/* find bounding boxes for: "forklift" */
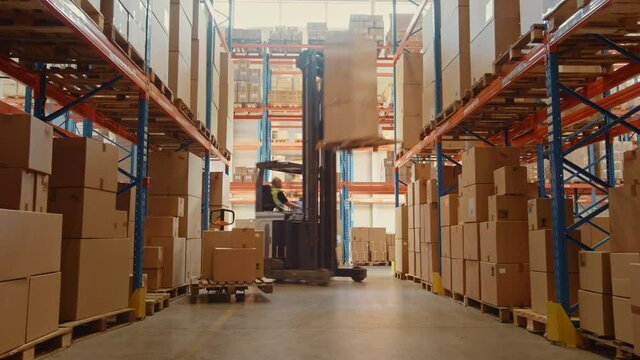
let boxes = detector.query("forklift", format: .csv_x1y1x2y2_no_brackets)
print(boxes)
254,49,367,285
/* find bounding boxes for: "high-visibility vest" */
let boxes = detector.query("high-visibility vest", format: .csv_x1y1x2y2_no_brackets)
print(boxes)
271,187,286,211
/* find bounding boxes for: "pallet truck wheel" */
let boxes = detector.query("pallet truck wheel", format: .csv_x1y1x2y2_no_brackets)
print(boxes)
236,293,246,302
351,276,366,283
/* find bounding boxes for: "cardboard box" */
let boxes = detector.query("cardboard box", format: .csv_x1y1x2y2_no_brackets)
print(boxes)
494,166,527,195
460,147,520,187
113,210,128,238
580,217,611,251
50,137,118,192
579,290,614,336
323,33,379,144
0,114,53,174
488,195,527,221
116,183,136,222
470,14,520,83
60,238,131,321
480,262,530,307
0,168,50,212
441,226,451,258
0,209,62,282
179,195,202,239
145,216,179,238
407,183,414,206
420,203,438,243
209,172,230,208
147,237,186,288
460,184,494,223
413,205,422,231
451,224,464,259
442,256,452,291
0,278,28,354
48,187,117,239
426,179,438,204
185,237,202,281
201,229,264,279
579,251,612,294
528,229,580,273
412,163,431,182
610,253,640,298
26,272,61,342
145,268,162,290
440,194,458,226
527,197,574,231
211,248,257,282
143,246,164,269
623,149,640,185
147,196,185,217
148,151,204,197
414,179,428,204
479,221,529,263
425,242,440,283
408,228,415,252
610,185,640,253
408,250,416,275
465,260,480,300
413,228,421,252
530,271,579,316
415,250,422,277
613,296,633,344
452,258,466,294
395,238,409,274
463,222,480,260
408,205,415,229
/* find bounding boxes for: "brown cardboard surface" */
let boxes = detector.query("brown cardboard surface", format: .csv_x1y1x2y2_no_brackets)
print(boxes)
413,205,422,233
0,168,37,212
414,179,428,204
0,278,28,354
610,185,640,253
145,216,179,238
463,222,480,260
408,250,416,275
420,203,438,243
488,195,527,222
0,114,53,174
185,237,202,281
452,258,466,294
398,84,422,118
426,243,440,283
481,262,531,307
408,229,415,252
145,268,162,290
460,147,520,187
400,115,423,150
579,251,612,294
178,195,202,239
579,290,614,336
613,296,633,344
451,225,464,259
442,53,471,107
629,264,640,307
528,229,580,273
50,138,118,192
442,226,451,258
201,229,265,279
408,204,415,229
470,16,520,83
323,33,378,144
114,210,128,238
396,238,409,273
460,184,494,223
442,257,452,291
479,221,529,263
212,248,258,282
397,53,423,86
143,246,164,269
493,166,527,195
0,209,62,282
465,260,480,300
209,172,230,208
116,183,136,222
148,196,185,217
147,237,186,288
527,197,574,231
440,194,458,226
426,179,438,204
610,253,640,298
60,238,131,321
440,2,470,70
412,163,431,182
148,151,204,197
48,187,117,239
34,173,48,213
26,272,61,342
623,149,640,185
530,271,579,316
420,243,430,280
414,229,421,253
580,217,611,251
201,231,232,279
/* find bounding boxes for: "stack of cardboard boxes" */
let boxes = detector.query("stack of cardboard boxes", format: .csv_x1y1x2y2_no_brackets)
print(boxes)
168,0,193,104
579,251,613,336
350,227,388,264
395,206,409,274
386,233,396,263
0,114,64,353
48,137,131,322
217,51,235,152
407,164,431,277
234,60,262,104
201,229,264,282
420,174,439,284
396,53,423,150
436,164,462,291
440,0,470,110
348,15,384,46
145,197,185,290
147,151,204,288
630,265,640,353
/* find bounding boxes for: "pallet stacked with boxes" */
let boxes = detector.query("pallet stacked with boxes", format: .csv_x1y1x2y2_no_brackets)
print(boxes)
200,228,265,282
217,51,235,152
395,206,409,276
147,151,204,290
350,227,388,265
385,14,422,53
348,15,384,46
0,114,63,354
190,0,219,129
168,0,193,108
439,163,463,293
419,168,444,285
406,165,428,279
234,60,262,105
396,53,423,150
386,233,395,263
48,137,131,323
440,0,470,111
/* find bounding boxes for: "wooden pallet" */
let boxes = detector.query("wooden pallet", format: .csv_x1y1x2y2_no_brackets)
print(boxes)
393,271,407,280
0,328,72,360
318,136,396,151
512,308,547,334
149,69,174,103
479,302,515,323
174,98,195,121
145,293,171,316
405,274,421,283
579,329,636,360
463,296,482,310
493,24,545,74
351,261,390,267
451,291,465,305
148,284,189,301
434,100,462,124
103,24,144,70
234,102,261,108
72,0,105,30
189,278,274,303
59,308,135,342
421,281,432,292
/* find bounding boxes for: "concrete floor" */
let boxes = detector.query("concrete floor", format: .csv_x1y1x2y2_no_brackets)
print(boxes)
50,268,606,360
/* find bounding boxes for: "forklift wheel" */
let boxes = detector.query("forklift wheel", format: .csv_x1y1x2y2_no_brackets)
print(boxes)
351,276,366,283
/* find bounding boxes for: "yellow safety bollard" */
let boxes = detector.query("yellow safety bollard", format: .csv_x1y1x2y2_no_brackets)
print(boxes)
129,287,147,320
546,302,584,348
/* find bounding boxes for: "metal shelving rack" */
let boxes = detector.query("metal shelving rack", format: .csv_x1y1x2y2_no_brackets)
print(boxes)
393,0,639,326
0,0,233,313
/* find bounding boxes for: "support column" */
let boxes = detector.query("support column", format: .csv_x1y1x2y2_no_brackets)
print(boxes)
82,118,93,138
202,1,215,231
537,143,546,198
392,0,399,208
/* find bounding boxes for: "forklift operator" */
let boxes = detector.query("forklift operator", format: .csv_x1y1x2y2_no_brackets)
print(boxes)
270,177,301,211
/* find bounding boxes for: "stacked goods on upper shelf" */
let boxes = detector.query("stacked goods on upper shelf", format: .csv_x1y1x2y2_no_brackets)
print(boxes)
469,0,520,83
149,0,171,85
395,206,409,275
168,0,193,106
396,53,423,150
101,0,148,67
229,28,262,45
527,196,578,316
209,171,231,210
218,52,235,151
440,0,470,110
323,32,379,145
268,26,303,54
234,60,262,105
307,22,328,44
148,151,204,286
348,15,384,46
233,166,257,183
519,0,563,34
350,228,388,264
385,14,423,53
201,228,265,282
269,75,302,107
0,114,64,353
47,137,131,322
422,4,436,126
384,151,411,183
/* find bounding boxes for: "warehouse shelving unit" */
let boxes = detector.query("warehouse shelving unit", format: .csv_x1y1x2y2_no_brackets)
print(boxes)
393,0,639,328
0,0,233,313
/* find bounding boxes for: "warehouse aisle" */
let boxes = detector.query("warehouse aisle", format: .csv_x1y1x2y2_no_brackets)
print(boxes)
50,268,605,360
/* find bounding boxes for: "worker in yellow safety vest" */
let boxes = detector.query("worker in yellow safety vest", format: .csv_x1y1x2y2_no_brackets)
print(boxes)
270,177,301,211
